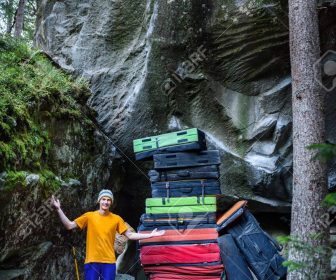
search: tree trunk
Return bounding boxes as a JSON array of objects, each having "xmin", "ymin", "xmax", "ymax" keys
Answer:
[
  {"xmin": 287, "ymin": 0, "xmax": 330, "ymax": 279},
  {"xmin": 5, "ymin": 0, "xmax": 15, "ymax": 34},
  {"xmin": 14, "ymin": 0, "xmax": 26, "ymax": 38}
]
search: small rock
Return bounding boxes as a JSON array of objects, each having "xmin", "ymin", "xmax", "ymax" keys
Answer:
[
  {"xmin": 329, "ymin": 170, "xmax": 336, "ymax": 191},
  {"xmin": 25, "ymin": 174, "xmax": 40, "ymax": 187},
  {"xmin": 67, "ymin": 179, "xmax": 82, "ymax": 187},
  {"xmin": 168, "ymin": 116, "xmax": 182, "ymax": 130},
  {"xmin": 331, "ymin": 250, "xmax": 336, "ymax": 271},
  {"xmin": 0, "ymin": 172, "xmax": 7, "ymax": 189}
]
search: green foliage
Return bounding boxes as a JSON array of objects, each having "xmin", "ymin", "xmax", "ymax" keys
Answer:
[
  {"xmin": 0, "ymin": 0, "xmax": 15, "ymax": 33},
  {"xmin": 277, "ymin": 234, "xmax": 331, "ymax": 278},
  {"xmin": 4, "ymin": 169, "xmax": 62, "ymax": 192},
  {"xmin": 277, "ymin": 235, "xmax": 291, "ymax": 244},
  {"xmin": 324, "ymin": 193, "xmax": 336, "ymax": 207},
  {"xmin": 0, "ymin": 0, "xmax": 37, "ymax": 41},
  {"xmin": 307, "ymin": 143, "xmax": 336, "ymax": 162},
  {"xmin": 308, "ymin": 143, "xmax": 336, "ymax": 208},
  {"xmin": 282, "ymin": 260, "xmax": 305, "ymax": 272},
  {"xmin": 4, "ymin": 170, "xmax": 27, "ymax": 190},
  {"xmin": 0, "ymin": 36, "xmax": 91, "ymax": 170},
  {"xmin": 275, "ymin": 235, "xmax": 306, "ymax": 272},
  {"xmin": 38, "ymin": 169, "xmax": 62, "ymax": 192}
]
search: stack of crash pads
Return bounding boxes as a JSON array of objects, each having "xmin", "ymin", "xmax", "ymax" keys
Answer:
[
  {"xmin": 133, "ymin": 128, "xmax": 224, "ymax": 279},
  {"xmin": 133, "ymin": 128, "xmax": 287, "ymax": 280}
]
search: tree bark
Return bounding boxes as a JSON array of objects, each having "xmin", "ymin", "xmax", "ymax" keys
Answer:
[
  {"xmin": 14, "ymin": 0, "xmax": 26, "ymax": 38},
  {"xmin": 5, "ymin": 0, "xmax": 15, "ymax": 34},
  {"xmin": 287, "ymin": 0, "xmax": 330, "ymax": 279}
]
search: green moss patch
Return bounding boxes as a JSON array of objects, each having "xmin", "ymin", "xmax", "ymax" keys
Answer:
[
  {"xmin": 0, "ymin": 36, "xmax": 92, "ymax": 171},
  {"xmin": 3, "ymin": 170, "xmax": 62, "ymax": 192},
  {"xmin": 3, "ymin": 171, "xmax": 27, "ymax": 190}
]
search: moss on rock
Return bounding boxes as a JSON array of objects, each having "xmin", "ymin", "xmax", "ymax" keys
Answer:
[
  {"xmin": 3, "ymin": 171, "xmax": 27, "ymax": 190},
  {"xmin": 0, "ymin": 36, "xmax": 92, "ymax": 172}
]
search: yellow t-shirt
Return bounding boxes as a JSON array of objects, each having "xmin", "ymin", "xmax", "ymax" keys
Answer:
[{"xmin": 74, "ymin": 211, "xmax": 128, "ymax": 264}]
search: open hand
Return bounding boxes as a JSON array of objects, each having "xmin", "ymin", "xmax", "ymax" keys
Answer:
[
  {"xmin": 51, "ymin": 195, "xmax": 61, "ymax": 210},
  {"xmin": 150, "ymin": 228, "xmax": 165, "ymax": 237}
]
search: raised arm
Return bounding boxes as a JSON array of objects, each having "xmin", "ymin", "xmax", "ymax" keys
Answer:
[
  {"xmin": 124, "ymin": 228, "xmax": 165, "ymax": 241},
  {"xmin": 51, "ymin": 195, "xmax": 77, "ymax": 230}
]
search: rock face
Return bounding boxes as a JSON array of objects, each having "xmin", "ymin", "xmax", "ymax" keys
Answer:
[{"xmin": 35, "ymin": 0, "xmax": 336, "ymax": 208}]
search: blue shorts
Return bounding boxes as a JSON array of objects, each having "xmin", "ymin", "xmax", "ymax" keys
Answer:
[{"xmin": 84, "ymin": 263, "xmax": 116, "ymax": 280}]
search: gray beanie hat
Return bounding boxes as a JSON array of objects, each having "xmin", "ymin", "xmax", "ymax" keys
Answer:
[{"xmin": 97, "ymin": 189, "xmax": 114, "ymax": 203}]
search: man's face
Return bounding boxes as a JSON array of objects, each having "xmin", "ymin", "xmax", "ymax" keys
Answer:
[{"xmin": 99, "ymin": 196, "xmax": 112, "ymax": 211}]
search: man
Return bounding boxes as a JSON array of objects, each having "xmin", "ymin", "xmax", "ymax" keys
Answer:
[{"xmin": 51, "ymin": 189, "xmax": 164, "ymax": 280}]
